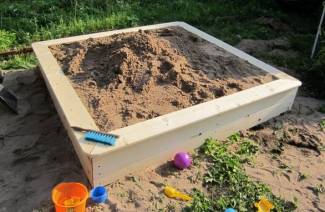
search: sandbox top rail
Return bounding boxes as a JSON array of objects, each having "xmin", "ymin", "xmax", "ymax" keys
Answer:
[{"xmin": 32, "ymin": 21, "xmax": 301, "ymax": 157}]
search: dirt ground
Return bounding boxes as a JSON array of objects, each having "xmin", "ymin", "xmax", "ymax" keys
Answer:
[
  {"xmin": 0, "ymin": 68, "xmax": 324, "ymax": 212},
  {"xmin": 0, "ymin": 70, "xmax": 88, "ymax": 212},
  {"xmin": 50, "ymin": 27, "xmax": 274, "ymax": 132},
  {"xmin": 244, "ymin": 96, "xmax": 325, "ymax": 211}
]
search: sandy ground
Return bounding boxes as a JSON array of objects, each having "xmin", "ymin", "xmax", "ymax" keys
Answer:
[
  {"xmin": 50, "ymin": 27, "xmax": 274, "ymax": 132},
  {"xmin": 0, "ymin": 69, "xmax": 324, "ymax": 211},
  {"xmin": 244, "ymin": 96, "xmax": 325, "ymax": 211},
  {"xmin": 0, "ymin": 69, "xmax": 207, "ymax": 212},
  {"xmin": 0, "ymin": 70, "xmax": 88, "ymax": 212}
]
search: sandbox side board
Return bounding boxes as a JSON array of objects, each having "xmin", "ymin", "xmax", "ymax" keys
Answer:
[{"xmin": 32, "ymin": 22, "xmax": 301, "ymax": 186}]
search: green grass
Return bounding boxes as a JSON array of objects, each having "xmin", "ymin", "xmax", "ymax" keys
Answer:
[
  {"xmin": 185, "ymin": 136, "xmax": 296, "ymax": 211},
  {"xmin": 0, "ymin": 1, "xmax": 316, "ymax": 48},
  {"xmin": 0, "ymin": 30, "xmax": 16, "ymax": 51},
  {"xmin": 0, "ymin": 54, "xmax": 37, "ymax": 70},
  {"xmin": 0, "ymin": 0, "xmax": 286, "ymax": 46},
  {"xmin": 1, "ymin": 0, "xmax": 324, "ymax": 98}
]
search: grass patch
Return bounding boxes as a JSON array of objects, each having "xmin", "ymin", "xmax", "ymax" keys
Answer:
[
  {"xmin": 0, "ymin": 0, "xmax": 286, "ymax": 46},
  {"xmin": 0, "ymin": 54, "xmax": 37, "ymax": 70},
  {"xmin": 185, "ymin": 136, "xmax": 296, "ymax": 211},
  {"xmin": 1, "ymin": 0, "xmax": 324, "ymax": 97},
  {"xmin": 0, "ymin": 30, "xmax": 16, "ymax": 51}
]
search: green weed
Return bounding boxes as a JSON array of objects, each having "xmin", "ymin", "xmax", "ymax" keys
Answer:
[
  {"xmin": 228, "ymin": 132, "xmax": 241, "ymax": 143},
  {"xmin": 320, "ymin": 120, "xmax": 325, "ymax": 131},
  {"xmin": 312, "ymin": 184, "xmax": 325, "ymax": 195},
  {"xmin": 236, "ymin": 139, "xmax": 259, "ymax": 156},
  {"xmin": 0, "ymin": 30, "xmax": 16, "ymax": 51},
  {"xmin": 292, "ymin": 196, "xmax": 298, "ymax": 208},
  {"xmin": 0, "ymin": 0, "xmax": 283, "ymax": 47},
  {"xmin": 185, "ymin": 137, "xmax": 295, "ymax": 211},
  {"xmin": 298, "ymin": 172, "xmax": 308, "ymax": 181},
  {"xmin": 319, "ymin": 145, "xmax": 325, "ymax": 152}
]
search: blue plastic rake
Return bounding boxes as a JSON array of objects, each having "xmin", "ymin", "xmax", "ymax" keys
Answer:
[{"xmin": 71, "ymin": 126, "xmax": 119, "ymax": 146}]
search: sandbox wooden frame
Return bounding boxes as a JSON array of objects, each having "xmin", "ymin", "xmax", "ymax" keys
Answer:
[{"xmin": 32, "ymin": 22, "xmax": 301, "ymax": 186}]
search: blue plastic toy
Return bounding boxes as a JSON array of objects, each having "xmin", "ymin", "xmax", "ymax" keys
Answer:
[
  {"xmin": 85, "ymin": 131, "xmax": 116, "ymax": 145},
  {"xmin": 90, "ymin": 186, "xmax": 108, "ymax": 203},
  {"xmin": 225, "ymin": 208, "xmax": 237, "ymax": 212},
  {"xmin": 71, "ymin": 126, "xmax": 119, "ymax": 146}
]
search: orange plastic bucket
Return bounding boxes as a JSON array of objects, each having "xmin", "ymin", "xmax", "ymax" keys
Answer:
[{"xmin": 52, "ymin": 182, "xmax": 88, "ymax": 212}]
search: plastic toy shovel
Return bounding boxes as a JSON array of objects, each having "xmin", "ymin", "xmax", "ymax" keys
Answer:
[
  {"xmin": 254, "ymin": 197, "xmax": 274, "ymax": 212},
  {"xmin": 164, "ymin": 186, "xmax": 192, "ymax": 201}
]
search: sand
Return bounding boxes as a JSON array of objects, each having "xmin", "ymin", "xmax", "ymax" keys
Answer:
[
  {"xmin": 50, "ymin": 27, "xmax": 275, "ymax": 131},
  {"xmin": 0, "ymin": 70, "xmax": 88, "ymax": 212},
  {"xmin": 0, "ymin": 69, "xmax": 324, "ymax": 211},
  {"xmin": 244, "ymin": 96, "xmax": 325, "ymax": 211}
]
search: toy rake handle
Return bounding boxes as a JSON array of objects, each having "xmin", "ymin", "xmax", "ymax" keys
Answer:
[
  {"xmin": 175, "ymin": 191, "xmax": 192, "ymax": 201},
  {"xmin": 71, "ymin": 126, "xmax": 120, "ymax": 138}
]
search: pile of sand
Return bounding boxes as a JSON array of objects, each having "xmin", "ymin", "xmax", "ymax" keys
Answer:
[{"xmin": 50, "ymin": 27, "xmax": 275, "ymax": 131}]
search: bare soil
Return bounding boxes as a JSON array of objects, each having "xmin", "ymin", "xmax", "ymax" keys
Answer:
[
  {"xmin": 50, "ymin": 27, "xmax": 275, "ymax": 131},
  {"xmin": 243, "ymin": 96, "xmax": 325, "ymax": 211}
]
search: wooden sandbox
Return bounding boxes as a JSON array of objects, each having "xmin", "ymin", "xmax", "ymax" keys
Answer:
[{"xmin": 32, "ymin": 22, "xmax": 301, "ymax": 186}]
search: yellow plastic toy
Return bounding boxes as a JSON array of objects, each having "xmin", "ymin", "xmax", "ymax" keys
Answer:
[
  {"xmin": 254, "ymin": 197, "xmax": 274, "ymax": 212},
  {"xmin": 164, "ymin": 186, "xmax": 192, "ymax": 201},
  {"xmin": 63, "ymin": 196, "xmax": 82, "ymax": 207}
]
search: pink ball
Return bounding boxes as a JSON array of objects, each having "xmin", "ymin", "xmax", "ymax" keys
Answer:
[{"xmin": 173, "ymin": 152, "xmax": 192, "ymax": 169}]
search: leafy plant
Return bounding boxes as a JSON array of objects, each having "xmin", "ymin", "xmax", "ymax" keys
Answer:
[
  {"xmin": 228, "ymin": 132, "xmax": 241, "ymax": 143},
  {"xmin": 320, "ymin": 120, "xmax": 325, "ymax": 131},
  {"xmin": 298, "ymin": 172, "xmax": 308, "ymax": 181},
  {"xmin": 292, "ymin": 196, "xmax": 298, "ymax": 208},
  {"xmin": 186, "ymin": 190, "xmax": 215, "ymax": 212},
  {"xmin": 236, "ymin": 138, "xmax": 259, "ymax": 156},
  {"xmin": 312, "ymin": 184, "xmax": 325, "ymax": 195},
  {"xmin": 0, "ymin": 30, "xmax": 16, "ymax": 51},
  {"xmin": 185, "ymin": 137, "xmax": 296, "ymax": 211}
]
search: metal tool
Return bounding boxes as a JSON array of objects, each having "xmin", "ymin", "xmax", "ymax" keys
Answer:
[{"xmin": 311, "ymin": 1, "xmax": 325, "ymax": 58}]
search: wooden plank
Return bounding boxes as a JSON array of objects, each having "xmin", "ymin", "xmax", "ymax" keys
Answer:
[
  {"xmin": 176, "ymin": 22, "xmax": 297, "ymax": 81},
  {"xmin": 32, "ymin": 43, "xmax": 98, "ymax": 150},
  {"xmin": 32, "ymin": 43, "xmax": 96, "ymax": 182},
  {"xmin": 91, "ymin": 79, "xmax": 300, "ymax": 155},
  {"xmin": 0, "ymin": 47, "xmax": 33, "ymax": 57}
]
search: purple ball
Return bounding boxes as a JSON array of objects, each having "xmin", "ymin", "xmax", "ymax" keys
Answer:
[{"xmin": 173, "ymin": 152, "xmax": 192, "ymax": 169}]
